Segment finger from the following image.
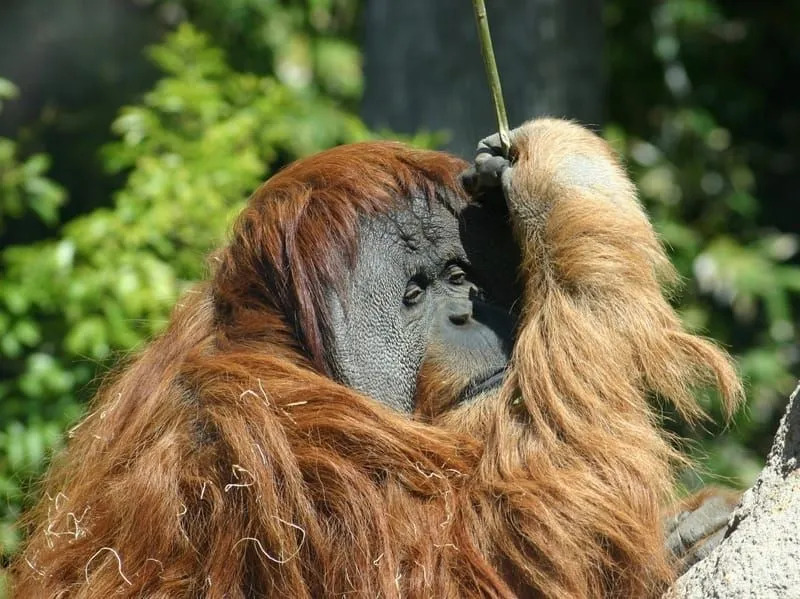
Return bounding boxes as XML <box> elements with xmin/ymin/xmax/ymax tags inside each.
<box><xmin>683</xmin><ymin>527</ymin><xmax>727</xmax><ymax>571</ymax></box>
<box><xmin>689</xmin><ymin>496</ymin><xmax>734</xmax><ymax>536</ymax></box>
<box><xmin>664</xmin><ymin>510</ymin><xmax>691</xmax><ymax>537</ymax></box>
<box><xmin>666</xmin><ymin>497</ymin><xmax>732</xmax><ymax>558</ymax></box>
<box><xmin>476</xmin><ymin>132</ymin><xmax>504</xmax><ymax>157</ymax></box>
<box><xmin>475</xmin><ymin>155</ymin><xmax>510</xmax><ymax>188</ymax></box>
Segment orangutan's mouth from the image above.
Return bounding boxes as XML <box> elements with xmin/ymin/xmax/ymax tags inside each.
<box><xmin>461</xmin><ymin>367</ymin><xmax>507</xmax><ymax>402</ymax></box>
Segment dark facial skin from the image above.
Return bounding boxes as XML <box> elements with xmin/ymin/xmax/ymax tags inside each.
<box><xmin>326</xmin><ymin>194</ymin><xmax>519</xmax><ymax>412</ymax></box>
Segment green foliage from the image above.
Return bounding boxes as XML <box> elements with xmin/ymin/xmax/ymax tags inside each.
<box><xmin>0</xmin><ymin>23</ymin><xmax>371</xmax><ymax>560</ymax></box>
<box><xmin>0</xmin><ymin>79</ymin><xmax>66</xmax><ymax>234</ymax></box>
<box><xmin>0</xmin><ymin>79</ymin><xmax>71</xmax><ymax>560</ymax></box>
<box><xmin>606</xmin><ymin>0</ymin><xmax>800</xmax><ymax>487</ymax></box>
<box><xmin>158</xmin><ymin>0</ymin><xmax>363</xmax><ymax>101</ymax></box>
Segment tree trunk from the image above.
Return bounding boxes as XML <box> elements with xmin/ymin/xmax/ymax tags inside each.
<box><xmin>361</xmin><ymin>0</ymin><xmax>604</xmax><ymax>156</ymax></box>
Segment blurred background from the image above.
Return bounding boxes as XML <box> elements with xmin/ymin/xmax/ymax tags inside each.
<box><xmin>0</xmin><ymin>0</ymin><xmax>798</xmax><ymax>586</ymax></box>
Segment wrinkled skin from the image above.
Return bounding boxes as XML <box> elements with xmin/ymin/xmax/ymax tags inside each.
<box><xmin>327</xmin><ymin>195</ymin><xmax>518</xmax><ymax>412</ymax></box>
<box><xmin>328</xmin><ymin>127</ymin><xmax>736</xmax><ymax>569</ymax></box>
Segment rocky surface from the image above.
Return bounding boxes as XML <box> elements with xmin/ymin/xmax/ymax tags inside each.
<box><xmin>668</xmin><ymin>381</ymin><xmax>800</xmax><ymax>598</ymax></box>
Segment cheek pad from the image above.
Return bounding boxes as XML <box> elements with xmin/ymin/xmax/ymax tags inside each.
<box><xmin>325</xmin><ymin>258</ymin><xmax>430</xmax><ymax>413</ymax></box>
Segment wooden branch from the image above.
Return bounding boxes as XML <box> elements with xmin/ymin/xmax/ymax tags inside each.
<box><xmin>471</xmin><ymin>0</ymin><xmax>511</xmax><ymax>155</ymax></box>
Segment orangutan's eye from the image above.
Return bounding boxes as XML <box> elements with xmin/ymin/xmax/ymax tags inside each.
<box><xmin>403</xmin><ymin>274</ymin><xmax>428</xmax><ymax>307</ymax></box>
<box><xmin>446</xmin><ymin>266</ymin><xmax>467</xmax><ymax>286</ymax></box>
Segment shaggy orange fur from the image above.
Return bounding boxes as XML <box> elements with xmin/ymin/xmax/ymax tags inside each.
<box><xmin>11</xmin><ymin>119</ymin><xmax>741</xmax><ymax>598</ymax></box>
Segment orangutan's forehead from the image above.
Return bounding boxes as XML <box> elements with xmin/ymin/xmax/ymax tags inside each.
<box><xmin>367</xmin><ymin>195</ymin><xmax>460</xmax><ymax>252</ymax></box>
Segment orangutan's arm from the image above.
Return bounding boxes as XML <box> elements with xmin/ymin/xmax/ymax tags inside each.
<box><xmin>465</xmin><ymin>118</ymin><xmax>742</xmax><ymax>571</ymax></box>
<box><xmin>472</xmin><ymin>118</ymin><xmax>671</xmax><ymax>300</ymax></box>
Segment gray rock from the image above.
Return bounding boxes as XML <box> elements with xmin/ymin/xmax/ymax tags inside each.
<box><xmin>668</xmin><ymin>382</ymin><xmax>800</xmax><ymax>598</ymax></box>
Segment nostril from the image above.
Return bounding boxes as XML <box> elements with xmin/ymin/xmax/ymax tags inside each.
<box><xmin>449</xmin><ymin>311</ymin><xmax>470</xmax><ymax>325</ymax></box>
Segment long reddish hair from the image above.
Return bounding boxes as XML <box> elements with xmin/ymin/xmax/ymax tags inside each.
<box><xmin>212</xmin><ymin>142</ymin><xmax>467</xmax><ymax>372</ymax></box>
<box><xmin>11</xmin><ymin>136</ymin><xmax>740</xmax><ymax>598</ymax></box>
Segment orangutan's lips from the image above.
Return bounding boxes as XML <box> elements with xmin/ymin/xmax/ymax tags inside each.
<box><xmin>461</xmin><ymin>367</ymin><xmax>507</xmax><ymax>402</ymax></box>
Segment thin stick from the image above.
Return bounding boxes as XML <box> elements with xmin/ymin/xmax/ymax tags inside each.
<box><xmin>472</xmin><ymin>0</ymin><xmax>511</xmax><ymax>155</ymax></box>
